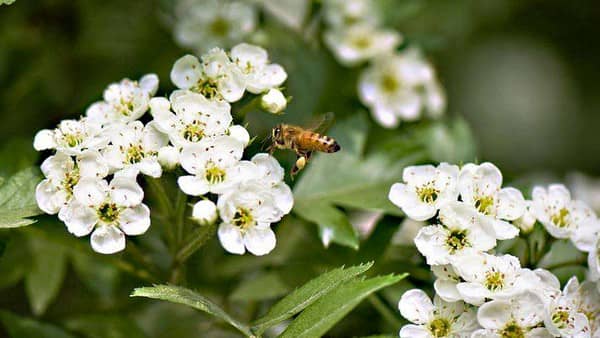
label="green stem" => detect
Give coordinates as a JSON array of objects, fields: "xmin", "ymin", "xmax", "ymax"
[
  {"xmin": 169, "ymin": 222, "xmax": 218, "ymax": 283},
  {"xmin": 174, "ymin": 190, "xmax": 187, "ymax": 246},
  {"xmin": 368, "ymin": 294, "xmax": 402, "ymax": 329},
  {"xmin": 146, "ymin": 178, "xmax": 177, "ymax": 252}
]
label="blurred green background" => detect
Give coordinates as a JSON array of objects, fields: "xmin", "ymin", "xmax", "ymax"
[{"xmin": 0, "ymin": 0, "xmax": 598, "ymax": 337}]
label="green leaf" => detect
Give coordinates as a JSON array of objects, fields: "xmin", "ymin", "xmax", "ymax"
[
  {"xmin": 25, "ymin": 236, "xmax": 67, "ymax": 316},
  {"xmin": 424, "ymin": 118, "xmax": 477, "ymax": 164},
  {"xmin": 253, "ymin": 262, "xmax": 373, "ymax": 332},
  {"xmin": 230, "ymin": 272, "xmax": 289, "ymax": 302},
  {"xmin": 64, "ymin": 314, "xmax": 149, "ymax": 338},
  {"xmin": 71, "ymin": 253, "xmax": 120, "ymax": 297},
  {"xmin": 293, "ymin": 114, "xmax": 426, "ymax": 249},
  {"xmin": 0, "ymin": 311, "xmax": 76, "ymax": 338},
  {"xmin": 279, "ymin": 273, "xmax": 408, "ymax": 338},
  {"xmin": 0, "ymin": 167, "xmax": 43, "ymax": 228},
  {"xmin": 131, "ymin": 285, "xmax": 253, "ymax": 337},
  {"xmin": 0, "ymin": 233, "xmax": 31, "ymax": 289},
  {"xmin": 538, "ymin": 239, "xmax": 586, "ymax": 269}
]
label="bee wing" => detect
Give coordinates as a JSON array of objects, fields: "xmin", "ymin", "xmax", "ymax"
[{"xmin": 308, "ymin": 111, "xmax": 336, "ymax": 134}]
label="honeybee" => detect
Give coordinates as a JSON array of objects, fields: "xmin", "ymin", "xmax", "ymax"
[{"xmin": 269, "ymin": 114, "xmax": 341, "ymax": 178}]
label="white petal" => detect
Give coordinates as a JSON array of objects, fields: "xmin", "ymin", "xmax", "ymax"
[
  {"xmin": 218, "ymin": 223, "xmax": 245, "ymax": 255},
  {"xmin": 398, "ymin": 289, "xmax": 434, "ymax": 324},
  {"xmin": 77, "ymin": 150, "xmax": 109, "ymax": 178},
  {"xmin": 228, "ymin": 125, "xmax": 250, "ymax": 147},
  {"xmin": 36, "ymin": 180, "xmax": 66, "ymax": 214},
  {"xmin": 272, "ymin": 183, "xmax": 294, "ymax": 214},
  {"xmin": 170, "ymin": 55, "xmax": 202, "ymax": 89},
  {"xmin": 243, "ymin": 227, "xmax": 277, "ymax": 256},
  {"xmin": 456, "ymin": 282, "xmax": 488, "ymax": 305},
  {"xmin": 33, "ymin": 129, "xmax": 56, "ymax": 151},
  {"xmin": 399, "ymin": 325, "xmax": 431, "ymax": 338},
  {"xmin": 73, "ymin": 178, "xmax": 107, "ymax": 206},
  {"xmin": 389, "ymin": 183, "xmax": 437, "ymax": 221},
  {"xmin": 434, "ymin": 279, "xmax": 461, "ymax": 302},
  {"xmin": 138, "ymin": 158, "xmax": 163, "ymax": 178},
  {"xmin": 496, "ymin": 187, "xmax": 526, "ymax": 221},
  {"xmin": 192, "ymin": 200, "xmax": 218, "ymax": 225},
  {"xmin": 90, "ymin": 225, "xmax": 126, "ymax": 254},
  {"xmin": 119, "ymin": 204, "xmax": 151, "ymax": 235},
  {"xmin": 62, "ymin": 202, "xmax": 97, "ymax": 236},
  {"xmin": 109, "ymin": 177, "xmax": 144, "ymax": 207},
  {"xmin": 139, "ymin": 73, "xmax": 159, "ymax": 95},
  {"xmin": 178, "ymin": 175, "xmax": 209, "ymax": 196},
  {"xmin": 477, "ymin": 299, "xmax": 512, "ymax": 330}
]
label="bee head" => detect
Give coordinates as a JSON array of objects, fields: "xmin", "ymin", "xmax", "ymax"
[{"xmin": 272, "ymin": 125, "xmax": 284, "ymax": 144}]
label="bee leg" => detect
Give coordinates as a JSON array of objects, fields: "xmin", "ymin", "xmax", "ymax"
[{"xmin": 291, "ymin": 155, "xmax": 307, "ymax": 179}]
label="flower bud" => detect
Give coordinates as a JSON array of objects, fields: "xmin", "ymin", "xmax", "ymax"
[
  {"xmin": 228, "ymin": 125, "xmax": 250, "ymax": 147},
  {"xmin": 192, "ymin": 200, "xmax": 218, "ymax": 225},
  {"xmin": 514, "ymin": 202, "xmax": 536, "ymax": 234},
  {"xmin": 261, "ymin": 88, "xmax": 287, "ymax": 114},
  {"xmin": 158, "ymin": 146, "xmax": 179, "ymax": 170}
]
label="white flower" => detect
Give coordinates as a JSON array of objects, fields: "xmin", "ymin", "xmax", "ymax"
[
  {"xmin": 472, "ymin": 291, "xmax": 552, "ymax": 338},
  {"xmin": 324, "ymin": 23, "xmax": 401, "ymax": 66},
  {"xmin": 170, "ymin": 50, "xmax": 246, "ymax": 102},
  {"xmin": 178, "ymin": 135, "xmax": 244, "ymax": 195},
  {"xmin": 568, "ymin": 172, "xmax": 600, "ymax": 214},
  {"xmin": 588, "ymin": 237, "xmax": 600, "ymax": 282},
  {"xmin": 431, "ymin": 264, "xmax": 462, "ymax": 303},
  {"xmin": 358, "ymin": 50, "xmax": 445, "ymax": 128},
  {"xmin": 514, "ymin": 200, "xmax": 537, "ymax": 233},
  {"xmin": 527, "ymin": 268, "xmax": 562, "ymax": 306},
  {"xmin": 86, "ymin": 74, "xmax": 158, "ymax": 125},
  {"xmin": 458, "ymin": 162, "xmax": 525, "ymax": 240},
  {"xmin": 532, "ymin": 184, "xmax": 598, "ymax": 251},
  {"xmin": 217, "ymin": 181, "xmax": 281, "ymax": 256},
  {"xmin": 323, "ymin": 0, "xmax": 379, "ymax": 28},
  {"xmin": 249, "ymin": 153, "xmax": 293, "ymax": 215},
  {"xmin": 33, "ymin": 118, "xmax": 106, "ymax": 155},
  {"xmin": 150, "ymin": 92, "xmax": 232, "ymax": 148},
  {"xmin": 452, "ymin": 252, "xmax": 534, "ymax": 305},
  {"xmin": 414, "ymin": 202, "xmax": 497, "ymax": 265},
  {"xmin": 562, "ymin": 277, "xmax": 600, "ymax": 337},
  {"xmin": 157, "ymin": 146, "xmax": 180, "ymax": 170},
  {"xmin": 230, "ymin": 43, "xmax": 287, "ymax": 94},
  {"xmin": 36, "ymin": 151, "xmax": 108, "ymax": 214},
  {"xmin": 544, "ymin": 277, "xmax": 592, "ymax": 338},
  {"xmin": 261, "ymin": 88, "xmax": 287, "ymax": 114},
  {"xmin": 192, "ymin": 200, "xmax": 218, "ymax": 226},
  {"xmin": 398, "ymin": 289, "xmax": 478, "ymax": 338},
  {"xmin": 389, "ymin": 163, "xmax": 459, "ymax": 221},
  {"xmin": 102, "ymin": 121, "xmax": 168, "ymax": 178},
  {"xmin": 174, "ymin": 0, "xmax": 256, "ymax": 53},
  {"xmin": 227, "ymin": 125, "xmax": 250, "ymax": 147},
  {"xmin": 59, "ymin": 177, "xmax": 150, "ymax": 254}
]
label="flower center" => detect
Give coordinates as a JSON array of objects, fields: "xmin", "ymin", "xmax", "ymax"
[
  {"xmin": 416, "ymin": 184, "xmax": 439, "ymax": 204},
  {"xmin": 63, "ymin": 133, "xmax": 83, "ymax": 148},
  {"xmin": 192, "ymin": 78, "xmax": 220, "ymax": 100},
  {"xmin": 484, "ymin": 270, "xmax": 505, "ymax": 292},
  {"xmin": 62, "ymin": 168, "xmax": 81, "ymax": 197},
  {"xmin": 125, "ymin": 144, "xmax": 146, "ymax": 164},
  {"xmin": 232, "ymin": 208, "xmax": 254, "ymax": 231},
  {"xmin": 97, "ymin": 202, "xmax": 120, "ymax": 224},
  {"xmin": 551, "ymin": 208, "xmax": 570, "ymax": 228},
  {"xmin": 381, "ymin": 74, "xmax": 400, "ymax": 93},
  {"xmin": 475, "ymin": 195, "xmax": 495, "ymax": 215},
  {"xmin": 446, "ymin": 229, "xmax": 470, "ymax": 253},
  {"xmin": 428, "ymin": 318, "xmax": 451, "ymax": 337},
  {"xmin": 210, "ymin": 17, "xmax": 229, "ymax": 37},
  {"xmin": 116, "ymin": 98, "xmax": 135, "ymax": 117},
  {"xmin": 499, "ymin": 321, "xmax": 525, "ymax": 338},
  {"xmin": 551, "ymin": 309, "xmax": 571, "ymax": 329},
  {"xmin": 352, "ymin": 35, "xmax": 372, "ymax": 49},
  {"xmin": 182, "ymin": 121, "xmax": 206, "ymax": 142},
  {"xmin": 204, "ymin": 162, "xmax": 226, "ymax": 185}
]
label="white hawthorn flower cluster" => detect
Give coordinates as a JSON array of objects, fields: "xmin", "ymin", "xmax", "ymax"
[
  {"xmin": 34, "ymin": 43, "xmax": 293, "ymax": 256},
  {"xmin": 389, "ymin": 162, "xmax": 600, "ymax": 337},
  {"xmin": 321, "ymin": 0, "xmax": 445, "ymax": 129}
]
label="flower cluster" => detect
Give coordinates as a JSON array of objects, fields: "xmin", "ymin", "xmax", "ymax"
[
  {"xmin": 389, "ymin": 162, "xmax": 600, "ymax": 337},
  {"xmin": 34, "ymin": 43, "xmax": 293, "ymax": 256},
  {"xmin": 321, "ymin": 0, "xmax": 445, "ymax": 128},
  {"xmin": 173, "ymin": 0, "xmax": 257, "ymax": 54}
]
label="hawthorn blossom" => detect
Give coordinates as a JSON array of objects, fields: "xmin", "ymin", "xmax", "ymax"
[
  {"xmin": 472, "ymin": 291, "xmax": 552, "ymax": 338},
  {"xmin": 59, "ymin": 177, "xmax": 150, "ymax": 254},
  {"xmin": 431, "ymin": 264, "xmax": 462, "ymax": 303},
  {"xmin": 543, "ymin": 278, "xmax": 591, "ymax": 338},
  {"xmin": 322, "ymin": 0, "xmax": 379, "ymax": 28},
  {"xmin": 261, "ymin": 88, "xmax": 287, "ymax": 114},
  {"xmin": 150, "ymin": 91, "xmax": 232, "ymax": 148},
  {"xmin": 388, "ymin": 163, "xmax": 459, "ymax": 221},
  {"xmin": 588, "ymin": 237, "xmax": 600, "ymax": 282},
  {"xmin": 452, "ymin": 252, "xmax": 534, "ymax": 306},
  {"xmin": 562, "ymin": 278, "xmax": 600, "ymax": 336},
  {"xmin": 174, "ymin": 0, "xmax": 256, "ymax": 53},
  {"xmin": 36, "ymin": 151, "xmax": 108, "ymax": 214},
  {"xmin": 532, "ymin": 184, "xmax": 599, "ymax": 252},
  {"xmin": 230, "ymin": 43, "xmax": 287, "ymax": 94},
  {"xmin": 192, "ymin": 200, "xmax": 218, "ymax": 226},
  {"xmin": 458, "ymin": 162, "xmax": 525, "ymax": 240},
  {"xmin": 358, "ymin": 50, "xmax": 446, "ymax": 128},
  {"xmin": 324, "ymin": 23, "xmax": 401, "ymax": 66},
  {"xmin": 398, "ymin": 289, "xmax": 478, "ymax": 338},
  {"xmin": 170, "ymin": 50, "xmax": 245, "ymax": 102},
  {"xmin": 102, "ymin": 121, "xmax": 168, "ymax": 178},
  {"xmin": 33, "ymin": 118, "xmax": 106, "ymax": 155},
  {"xmin": 178, "ymin": 135, "xmax": 244, "ymax": 195},
  {"xmin": 86, "ymin": 74, "xmax": 158, "ymax": 125}
]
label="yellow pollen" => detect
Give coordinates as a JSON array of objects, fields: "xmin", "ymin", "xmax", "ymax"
[
  {"xmin": 475, "ymin": 195, "xmax": 495, "ymax": 215},
  {"xmin": 232, "ymin": 208, "xmax": 254, "ymax": 231},
  {"xmin": 428, "ymin": 318, "xmax": 451, "ymax": 337},
  {"xmin": 416, "ymin": 185, "xmax": 439, "ymax": 204},
  {"xmin": 484, "ymin": 270, "xmax": 505, "ymax": 292},
  {"xmin": 551, "ymin": 208, "xmax": 570, "ymax": 228}
]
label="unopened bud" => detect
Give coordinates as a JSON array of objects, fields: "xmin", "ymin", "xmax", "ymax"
[
  {"xmin": 158, "ymin": 146, "xmax": 179, "ymax": 170},
  {"xmin": 192, "ymin": 200, "xmax": 218, "ymax": 225},
  {"xmin": 261, "ymin": 89, "xmax": 287, "ymax": 114},
  {"xmin": 228, "ymin": 125, "xmax": 250, "ymax": 147}
]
